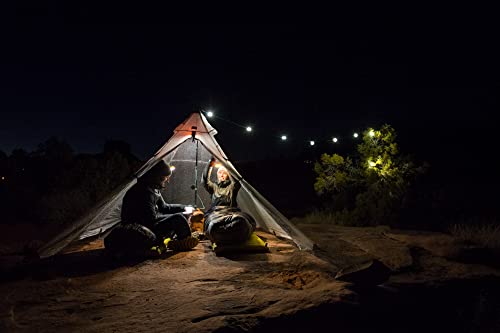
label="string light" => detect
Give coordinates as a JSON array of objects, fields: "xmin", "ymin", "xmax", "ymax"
[
  {"xmin": 170, "ymin": 165, "xmax": 176, "ymax": 172},
  {"xmin": 201, "ymin": 108, "xmax": 373, "ymax": 147}
]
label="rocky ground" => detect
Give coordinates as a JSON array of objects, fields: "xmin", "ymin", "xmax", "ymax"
[{"xmin": 1, "ymin": 224, "xmax": 500, "ymax": 332}]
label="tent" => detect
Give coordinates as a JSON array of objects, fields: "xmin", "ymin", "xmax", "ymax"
[{"xmin": 38, "ymin": 112, "xmax": 314, "ymax": 258}]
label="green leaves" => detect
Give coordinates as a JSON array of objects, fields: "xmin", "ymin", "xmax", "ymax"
[
  {"xmin": 313, "ymin": 124, "xmax": 426, "ymax": 226},
  {"xmin": 314, "ymin": 153, "xmax": 356, "ymax": 194}
]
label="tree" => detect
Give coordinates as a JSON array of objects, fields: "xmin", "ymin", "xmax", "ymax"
[
  {"xmin": 34, "ymin": 137, "xmax": 73, "ymax": 162},
  {"xmin": 314, "ymin": 125, "xmax": 427, "ymax": 226},
  {"xmin": 103, "ymin": 140, "xmax": 132, "ymax": 156}
]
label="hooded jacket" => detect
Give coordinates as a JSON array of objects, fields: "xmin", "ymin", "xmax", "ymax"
[{"xmin": 121, "ymin": 180, "xmax": 185, "ymax": 229}]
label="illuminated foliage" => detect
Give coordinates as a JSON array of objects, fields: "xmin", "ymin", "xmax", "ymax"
[
  {"xmin": 314, "ymin": 124, "xmax": 427, "ymax": 226},
  {"xmin": 314, "ymin": 154, "xmax": 353, "ymax": 194}
]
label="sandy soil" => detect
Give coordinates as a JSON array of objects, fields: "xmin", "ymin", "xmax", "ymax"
[{"xmin": 1, "ymin": 224, "xmax": 500, "ymax": 332}]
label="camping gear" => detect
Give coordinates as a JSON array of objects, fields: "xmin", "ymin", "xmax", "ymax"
[
  {"xmin": 204, "ymin": 207, "xmax": 256, "ymax": 245},
  {"xmin": 37, "ymin": 112, "xmax": 314, "ymax": 258},
  {"xmin": 104, "ymin": 223, "xmax": 157, "ymax": 256},
  {"xmin": 188, "ymin": 209, "xmax": 205, "ymax": 233},
  {"xmin": 211, "ymin": 232, "xmax": 269, "ymax": 255}
]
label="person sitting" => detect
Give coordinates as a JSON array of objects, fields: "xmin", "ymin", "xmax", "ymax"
[
  {"xmin": 201, "ymin": 157, "xmax": 256, "ymax": 245},
  {"xmin": 105, "ymin": 160, "xmax": 198, "ymax": 257}
]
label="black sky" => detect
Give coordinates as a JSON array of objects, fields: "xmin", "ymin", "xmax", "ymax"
[{"xmin": 1, "ymin": 6, "xmax": 498, "ymax": 178}]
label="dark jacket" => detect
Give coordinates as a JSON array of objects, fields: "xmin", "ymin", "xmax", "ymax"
[{"xmin": 121, "ymin": 181, "xmax": 185, "ymax": 229}]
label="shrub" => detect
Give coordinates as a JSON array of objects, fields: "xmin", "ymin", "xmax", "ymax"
[
  {"xmin": 314, "ymin": 125, "xmax": 427, "ymax": 227},
  {"xmin": 449, "ymin": 223, "xmax": 500, "ymax": 249},
  {"xmin": 290, "ymin": 210, "xmax": 338, "ymax": 224}
]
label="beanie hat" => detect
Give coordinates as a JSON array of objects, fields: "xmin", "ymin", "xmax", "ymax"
[{"xmin": 147, "ymin": 160, "xmax": 172, "ymax": 178}]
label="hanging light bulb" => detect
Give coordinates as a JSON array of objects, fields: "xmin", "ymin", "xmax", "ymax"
[
  {"xmin": 309, "ymin": 140, "xmax": 315, "ymax": 146},
  {"xmin": 246, "ymin": 126, "xmax": 252, "ymax": 132},
  {"xmin": 332, "ymin": 137, "xmax": 338, "ymax": 143},
  {"xmin": 170, "ymin": 165, "xmax": 176, "ymax": 172},
  {"xmin": 369, "ymin": 130, "xmax": 375, "ymax": 137},
  {"xmin": 353, "ymin": 132, "xmax": 359, "ymax": 138},
  {"xmin": 281, "ymin": 135, "xmax": 287, "ymax": 141},
  {"xmin": 206, "ymin": 111, "xmax": 214, "ymax": 117}
]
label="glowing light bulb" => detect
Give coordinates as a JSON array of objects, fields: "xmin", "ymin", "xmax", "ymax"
[
  {"xmin": 246, "ymin": 126, "xmax": 252, "ymax": 132},
  {"xmin": 353, "ymin": 132, "xmax": 359, "ymax": 138},
  {"xmin": 332, "ymin": 137, "xmax": 338, "ymax": 143},
  {"xmin": 281, "ymin": 135, "xmax": 287, "ymax": 141},
  {"xmin": 368, "ymin": 161, "xmax": 376, "ymax": 167},
  {"xmin": 170, "ymin": 166, "xmax": 176, "ymax": 171},
  {"xmin": 206, "ymin": 111, "xmax": 214, "ymax": 117},
  {"xmin": 309, "ymin": 140, "xmax": 315, "ymax": 146},
  {"xmin": 369, "ymin": 130, "xmax": 375, "ymax": 137}
]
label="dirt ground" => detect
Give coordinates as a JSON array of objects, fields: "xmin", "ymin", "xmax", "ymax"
[{"xmin": 1, "ymin": 224, "xmax": 500, "ymax": 332}]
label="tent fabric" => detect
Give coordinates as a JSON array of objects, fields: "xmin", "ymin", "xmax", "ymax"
[{"xmin": 38, "ymin": 113, "xmax": 314, "ymax": 258}]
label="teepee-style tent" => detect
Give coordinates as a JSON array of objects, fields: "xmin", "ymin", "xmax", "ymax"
[{"xmin": 38, "ymin": 113, "xmax": 314, "ymax": 258}]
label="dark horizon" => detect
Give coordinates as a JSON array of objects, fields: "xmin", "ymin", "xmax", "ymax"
[{"xmin": 1, "ymin": 8, "xmax": 498, "ymax": 181}]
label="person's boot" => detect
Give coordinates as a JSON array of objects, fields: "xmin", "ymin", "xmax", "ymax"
[
  {"xmin": 166, "ymin": 236, "xmax": 199, "ymax": 252},
  {"xmin": 149, "ymin": 241, "xmax": 168, "ymax": 258}
]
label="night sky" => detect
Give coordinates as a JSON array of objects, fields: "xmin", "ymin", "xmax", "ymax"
[{"xmin": 1, "ymin": 6, "xmax": 498, "ymax": 181}]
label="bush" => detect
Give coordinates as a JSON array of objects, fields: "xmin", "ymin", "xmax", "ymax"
[
  {"xmin": 313, "ymin": 125, "xmax": 427, "ymax": 227},
  {"xmin": 0, "ymin": 138, "xmax": 142, "ymax": 225},
  {"xmin": 449, "ymin": 223, "xmax": 500, "ymax": 249},
  {"xmin": 37, "ymin": 151, "xmax": 141, "ymax": 225},
  {"xmin": 290, "ymin": 210, "xmax": 338, "ymax": 224}
]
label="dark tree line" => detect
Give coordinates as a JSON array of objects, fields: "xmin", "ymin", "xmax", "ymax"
[{"xmin": 0, "ymin": 138, "xmax": 142, "ymax": 226}]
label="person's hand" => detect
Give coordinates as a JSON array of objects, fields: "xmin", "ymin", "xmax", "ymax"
[{"xmin": 184, "ymin": 205, "xmax": 194, "ymax": 214}]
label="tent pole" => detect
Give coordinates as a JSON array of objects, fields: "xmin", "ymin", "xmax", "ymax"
[{"xmin": 194, "ymin": 139, "xmax": 199, "ymax": 208}]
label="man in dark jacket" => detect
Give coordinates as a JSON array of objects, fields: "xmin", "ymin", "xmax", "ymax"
[
  {"xmin": 121, "ymin": 160, "xmax": 192, "ymax": 240},
  {"xmin": 105, "ymin": 160, "xmax": 198, "ymax": 256}
]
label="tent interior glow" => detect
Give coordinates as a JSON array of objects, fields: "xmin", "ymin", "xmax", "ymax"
[{"xmin": 37, "ymin": 112, "xmax": 314, "ymax": 258}]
